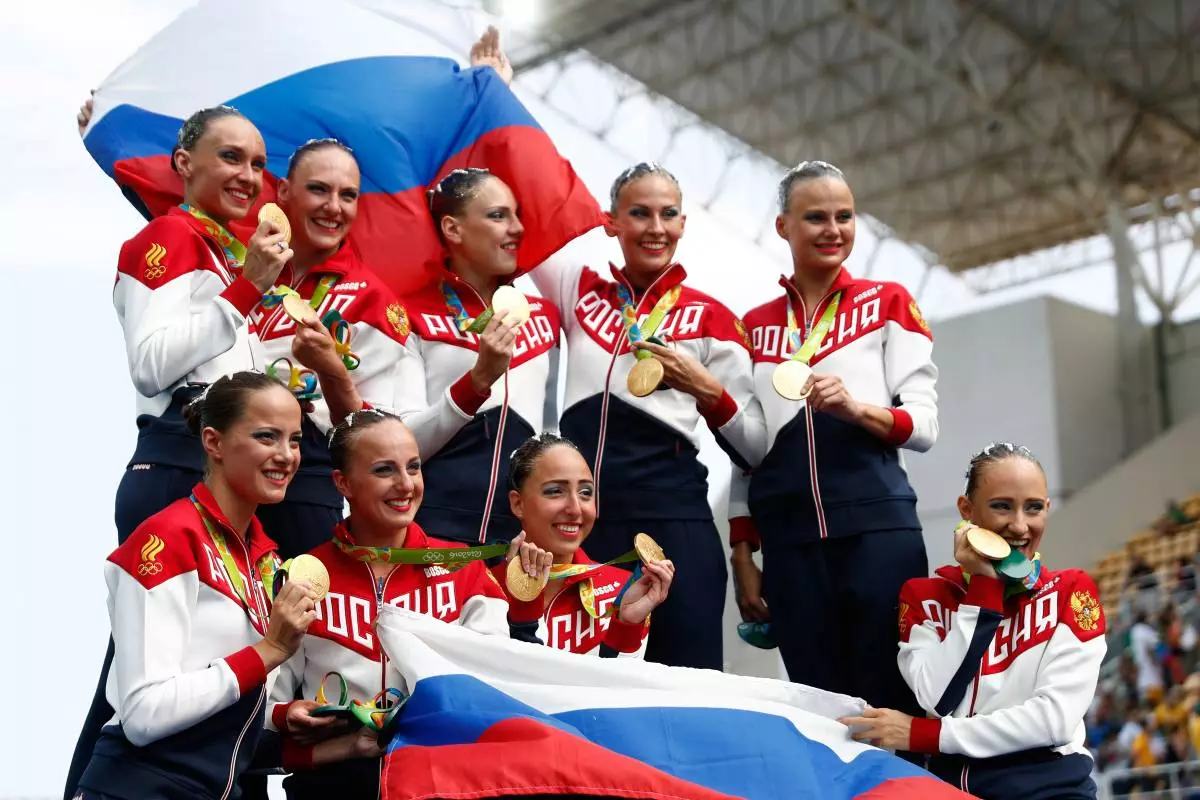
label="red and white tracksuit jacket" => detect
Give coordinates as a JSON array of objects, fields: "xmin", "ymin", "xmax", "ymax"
[
  {"xmin": 80, "ymin": 484, "xmax": 279, "ymax": 799},
  {"xmin": 496, "ymin": 549, "xmax": 649, "ymax": 658},
  {"xmin": 898, "ymin": 565, "xmax": 1106, "ymax": 760},
  {"xmin": 531, "ymin": 253, "xmax": 765, "ymax": 521},
  {"xmin": 267, "ymin": 521, "xmax": 510, "ymax": 769},
  {"xmin": 729, "ymin": 268, "xmax": 938, "ymax": 547},
  {"xmin": 397, "ymin": 271, "xmax": 560, "ymax": 543},
  {"xmin": 115, "ymin": 208, "xmax": 264, "ymax": 471}
]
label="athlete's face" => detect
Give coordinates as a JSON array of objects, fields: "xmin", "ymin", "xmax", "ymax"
[
  {"xmin": 333, "ymin": 419, "xmax": 424, "ymax": 537},
  {"xmin": 606, "ymin": 175, "xmax": 686, "ymax": 286},
  {"xmin": 957, "ymin": 457, "xmax": 1050, "ymax": 560},
  {"xmin": 442, "ymin": 176, "xmax": 524, "ymax": 279},
  {"xmin": 203, "ymin": 385, "xmax": 302, "ymax": 506},
  {"xmin": 277, "ymin": 147, "xmax": 360, "ymax": 255},
  {"xmin": 175, "ymin": 116, "xmax": 266, "ymax": 226},
  {"xmin": 509, "ymin": 446, "xmax": 596, "ymax": 562},
  {"xmin": 776, "ymin": 177, "xmax": 856, "ymax": 274}
]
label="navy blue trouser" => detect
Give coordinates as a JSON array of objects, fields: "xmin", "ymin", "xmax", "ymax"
[
  {"xmin": 762, "ymin": 528, "xmax": 928, "ymax": 716},
  {"xmin": 928, "ymin": 750, "xmax": 1097, "ymax": 799},
  {"xmin": 66, "ymin": 465, "xmax": 203, "ymax": 800},
  {"xmin": 583, "ymin": 517, "xmax": 726, "ymax": 671}
]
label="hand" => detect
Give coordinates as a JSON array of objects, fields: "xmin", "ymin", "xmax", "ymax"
[
  {"xmin": 255, "ymin": 579, "xmax": 316, "ymax": 670},
  {"xmin": 77, "ymin": 89, "xmax": 95, "ymax": 135},
  {"xmin": 469, "ymin": 25, "xmax": 513, "ymax": 85},
  {"xmin": 618, "ymin": 560, "xmax": 674, "ymax": 625},
  {"xmin": 805, "ymin": 375, "xmax": 862, "ymax": 423},
  {"xmin": 838, "ymin": 707, "xmax": 914, "ymax": 751},
  {"xmin": 731, "ymin": 544, "xmax": 770, "ymax": 623},
  {"xmin": 632, "ymin": 340, "xmax": 724, "ymax": 409},
  {"xmin": 505, "ymin": 531, "xmax": 554, "ymax": 579},
  {"xmin": 284, "ymin": 699, "xmax": 347, "ymax": 744},
  {"xmin": 291, "ymin": 317, "xmax": 345, "ymax": 376},
  {"xmin": 243, "ymin": 218, "xmax": 293, "ymax": 293},
  {"xmin": 954, "ymin": 523, "xmax": 997, "ymax": 578},
  {"xmin": 469, "ymin": 310, "xmax": 519, "ymax": 392}
]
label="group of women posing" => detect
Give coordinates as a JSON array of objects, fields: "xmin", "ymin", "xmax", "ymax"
[{"xmin": 67, "ymin": 28, "xmax": 1106, "ymax": 800}]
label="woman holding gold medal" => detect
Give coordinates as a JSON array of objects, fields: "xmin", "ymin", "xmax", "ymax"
[
  {"xmin": 497, "ymin": 433, "xmax": 675, "ymax": 658},
  {"xmin": 265, "ymin": 409, "xmax": 519, "ymax": 800},
  {"xmin": 728, "ymin": 161, "xmax": 938, "ymax": 732},
  {"xmin": 74, "ymin": 372, "xmax": 325, "ymax": 800},
  {"xmin": 841, "ymin": 444, "xmax": 1105, "ymax": 799}
]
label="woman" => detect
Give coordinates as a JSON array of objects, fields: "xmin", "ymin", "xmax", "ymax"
[
  {"xmin": 250, "ymin": 138, "xmax": 414, "ymax": 559},
  {"xmin": 531, "ymin": 162, "xmax": 764, "ymax": 671},
  {"xmin": 400, "ymin": 167, "xmax": 559, "ymax": 546},
  {"xmin": 66, "ymin": 105, "xmax": 291, "ymax": 800},
  {"xmin": 840, "ymin": 443, "xmax": 1106, "ymax": 800},
  {"xmin": 728, "ymin": 160, "xmax": 937, "ymax": 722},
  {"xmin": 266, "ymin": 409, "xmax": 515, "ymax": 799},
  {"xmin": 499, "ymin": 432, "xmax": 675, "ymax": 658},
  {"xmin": 74, "ymin": 372, "xmax": 319, "ymax": 799}
]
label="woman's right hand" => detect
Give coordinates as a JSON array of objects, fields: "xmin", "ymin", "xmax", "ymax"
[
  {"xmin": 505, "ymin": 531, "xmax": 554, "ymax": 579},
  {"xmin": 77, "ymin": 90, "xmax": 95, "ymax": 135},
  {"xmin": 731, "ymin": 543, "xmax": 770, "ymax": 623},
  {"xmin": 469, "ymin": 310, "xmax": 519, "ymax": 392},
  {"xmin": 243, "ymin": 218, "xmax": 293, "ymax": 293},
  {"xmin": 255, "ymin": 579, "xmax": 316, "ymax": 670},
  {"xmin": 953, "ymin": 524, "xmax": 998, "ymax": 578}
]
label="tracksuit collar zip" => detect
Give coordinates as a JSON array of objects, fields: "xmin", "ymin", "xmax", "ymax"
[
  {"xmin": 778, "ymin": 266, "xmax": 855, "ymax": 325},
  {"xmin": 609, "ymin": 261, "xmax": 687, "ymax": 303},
  {"xmin": 190, "ymin": 482, "xmax": 276, "ymax": 561}
]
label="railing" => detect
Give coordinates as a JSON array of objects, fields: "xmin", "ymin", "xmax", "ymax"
[{"xmin": 1098, "ymin": 760, "xmax": 1200, "ymax": 799}]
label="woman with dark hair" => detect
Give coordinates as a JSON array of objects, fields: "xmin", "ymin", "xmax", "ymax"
[
  {"xmin": 74, "ymin": 372, "xmax": 318, "ymax": 799},
  {"xmin": 841, "ymin": 443, "xmax": 1105, "ymax": 800},
  {"xmin": 265, "ymin": 409, "xmax": 517, "ymax": 800},
  {"xmin": 498, "ymin": 432, "xmax": 675, "ymax": 658},
  {"xmin": 729, "ymin": 160, "xmax": 937, "ymax": 725}
]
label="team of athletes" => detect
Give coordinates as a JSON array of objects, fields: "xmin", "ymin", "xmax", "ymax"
[{"xmin": 64, "ymin": 28, "xmax": 1106, "ymax": 800}]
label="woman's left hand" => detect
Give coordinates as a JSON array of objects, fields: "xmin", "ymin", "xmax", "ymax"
[
  {"xmin": 618, "ymin": 560, "xmax": 674, "ymax": 625},
  {"xmin": 469, "ymin": 25, "xmax": 513, "ymax": 85},
  {"xmin": 292, "ymin": 317, "xmax": 346, "ymax": 377},
  {"xmin": 837, "ymin": 707, "xmax": 914, "ymax": 750},
  {"xmin": 632, "ymin": 340, "xmax": 724, "ymax": 409},
  {"xmin": 805, "ymin": 375, "xmax": 862, "ymax": 423}
]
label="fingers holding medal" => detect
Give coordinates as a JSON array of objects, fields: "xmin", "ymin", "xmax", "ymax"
[{"xmin": 245, "ymin": 202, "xmax": 293, "ymax": 292}]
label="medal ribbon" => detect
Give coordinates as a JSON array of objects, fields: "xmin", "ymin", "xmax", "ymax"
[
  {"xmin": 332, "ymin": 526, "xmax": 507, "ymax": 566},
  {"xmin": 191, "ymin": 495, "xmax": 278, "ymax": 633},
  {"xmin": 961, "ymin": 552, "xmax": 1043, "ymax": 597},
  {"xmin": 785, "ymin": 292, "xmax": 841, "ymax": 364},
  {"xmin": 441, "ymin": 280, "xmax": 493, "ymax": 334},
  {"xmin": 262, "ymin": 274, "xmax": 338, "ymax": 313},
  {"xmin": 181, "ymin": 204, "xmax": 247, "ymax": 269},
  {"xmin": 322, "ymin": 309, "xmax": 361, "ymax": 371},
  {"xmin": 616, "ymin": 284, "xmax": 682, "ymax": 361},
  {"xmin": 266, "ymin": 358, "xmax": 321, "ymax": 400},
  {"xmin": 546, "ymin": 548, "xmax": 649, "ymax": 620}
]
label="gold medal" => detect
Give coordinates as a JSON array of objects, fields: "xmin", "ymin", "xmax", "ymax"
[
  {"xmin": 627, "ymin": 357, "xmax": 664, "ymax": 398},
  {"xmin": 772, "ymin": 360, "xmax": 813, "ymax": 401},
  {"xmin": 281, "ymin": 292, "xmax": 319, "ymax": 324},
  {"xmin": 491, "ymin": 285, "xmax": 531, "ymax": 326},
  {"xmin": 634, "ymin": 532, "xmax": 666, "ymax": 565},
  {"xmin": 965, "ymin": 525, "xmax": 1011, "ymax": 561},
  {"xmin": 506, "ymin": 557, "xmax": 547, "ymax": 602},
  {"xmin": 258, "ymin": 202, "xmax": 292, "ymax": 243},
  {"xmin": 286, "ymin": 553, "xmax": 330, "ymax": 600}
]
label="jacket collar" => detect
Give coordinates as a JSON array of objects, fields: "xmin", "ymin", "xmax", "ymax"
[
  {"xmin": 191, "ymin": 482, "xmax": 277, "ymax": 561},
  {"xmin": 609, "ymin": 262, "xmax": 687, "ymax": 303},
  {"xmin": 778, "ymin": 267, "xmax": 856, "ymax": 315}
]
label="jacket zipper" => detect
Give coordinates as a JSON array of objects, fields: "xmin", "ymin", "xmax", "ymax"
[
  {"xmin": 221, "ymin": 685, "xmax": 266, "ymax": 800},
  {"xmin": 793, "ymin": 290, "xmax": 837, "ymax": 539},
  {"xmin": 370, "ymin": 565, "xmax": 396, "ymax": 800}
]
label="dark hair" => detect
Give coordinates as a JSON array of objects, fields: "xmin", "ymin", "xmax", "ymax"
[
  {"xmin": 183, "ymin": 371, "xmax": 290, "ymax": 437},
  {"xmin": 609, "ymin": 161, "xmax": 682, "ymax": 212},
  {"xmin": 427, "ymin": 168, "xmax": 494, "ymax": 240},
  {"xmin": 171, "ymin": 105, "xmax": 249, "ymax": 175},
  {"xmin": 286, "ymin": 137, "xmax": 356, "ymax": 180},
  {"xmin": 777, "ymin": 160, "xmax": 847, "ymax": 212},
  {"xmin": 508, "ymin": 432, "xmax": 583, "ymax": 491},
  {"xmin": 964, "ymin": 442, "xmax": 1042, "ymax": 496},
  {"xmin": 327, "ymin": 409, "xmax": 405, "ymax": 472}
]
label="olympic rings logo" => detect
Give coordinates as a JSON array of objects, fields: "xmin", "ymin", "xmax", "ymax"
[{"xmin": 138, "ymin": 561, "xmax": 163, "ymax": 576}]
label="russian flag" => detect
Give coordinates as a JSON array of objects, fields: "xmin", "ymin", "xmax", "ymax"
[
  {"xmin": 376, "ymin": 607, "xmax": 971, "ymax": 800},
  {"xmin": 79, "ymin": 0, "xmax": 603, "ymax": 297}
]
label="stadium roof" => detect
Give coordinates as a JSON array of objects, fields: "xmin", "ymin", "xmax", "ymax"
[{"xmin": 508, "ymin": 0, "xmax": 1200, "ymax": 274}]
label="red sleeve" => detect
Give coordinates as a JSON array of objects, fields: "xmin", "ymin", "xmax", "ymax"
[
  {"xmin": 117, "ymin": 216, "xmax": 218, "ymax": 290},
  {"xmin": 887, "ymin": 283, "xmax": 933, "ymax": 341},
  {"xmin": 366, "ymin": 290, "xmax": 413, "ymax": 346},
  {"xmin": 1062, "ymin": 571, "xmax": 1107, "ymax": 642},
  {"xmin": 729, "ymin": 517, "xmax": 761, "ymax": 551},
  {"xmin": 108, "ymin": 521, "xmax": 198, "ymax": 591},
  {"xmin": 449, "ymin": 371, "xmax": 491, "ymax": 414},
  {"xmin": 603, "ymin": 617, "xmax": 649, "ymax": 653}
]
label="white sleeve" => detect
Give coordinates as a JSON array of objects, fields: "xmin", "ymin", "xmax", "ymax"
[
  {"xmin": 108, "ymin": 562, "xmax": 259, "ymax": 747},
  {"xmin": 702, "ymin": 336, "xmax": 767, "ymax": 469},
  {"xmin": 390, "ymin": 333, "xmax": 478, "ymax": 457},
  {"xmin": 345, "ymin": 325, "xmax": 410, "ymax": 412},
  {"xmin": 937, "ymin": 624, "xmax": 1106, "ymax": 757},
  {"xmin": 115, "ymin": 270, "xmax": 259, "ymax": 398},
  {"xmin": 528, "ymin": 241, "xmax": 587, "ymax": 332},
  {"xmin": 883, "ymin": 319, "xmax": 938, "ymax": 453},
  {"xmin": 265, "ymin": 648, "xmax": 306, "ymax": 733},
  {"xmin": 458, "ymin": 594, "xmax": 513, "ymax": 637}
]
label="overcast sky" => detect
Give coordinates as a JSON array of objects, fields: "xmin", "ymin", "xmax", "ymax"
[{"xmin": 2, "ymin": 1, "xmax": 1197, "ymax": 796}]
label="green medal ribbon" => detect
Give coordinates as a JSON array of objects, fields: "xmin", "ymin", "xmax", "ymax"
[
  {"xmin": 262, "ymin": 273, "xmax": 338, "ymax": 314},
  {"xmin": 547, "ymin": 548, "xmax": 647, "ymax": 619},
  {"xmin": 616, "ymin": 284, "xmax": 681, "ymax": 361},
  {"xmin": 333, "ymin": 536, "xmax": 508, "ymax": 566},
  {"xmin": 191, "ymin": 495, "xmax": 278, "ymax": 633},
  {"xmin": 784, "ymin": 291, "xmax": 841, "ymax": 365},
  {"xmin": 181, "ymin": 204, "xmax": 247, "ymax": 269},
  {"xmin": 441, "ymin": 280, "xmax": 493, "ymax": 334}
]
